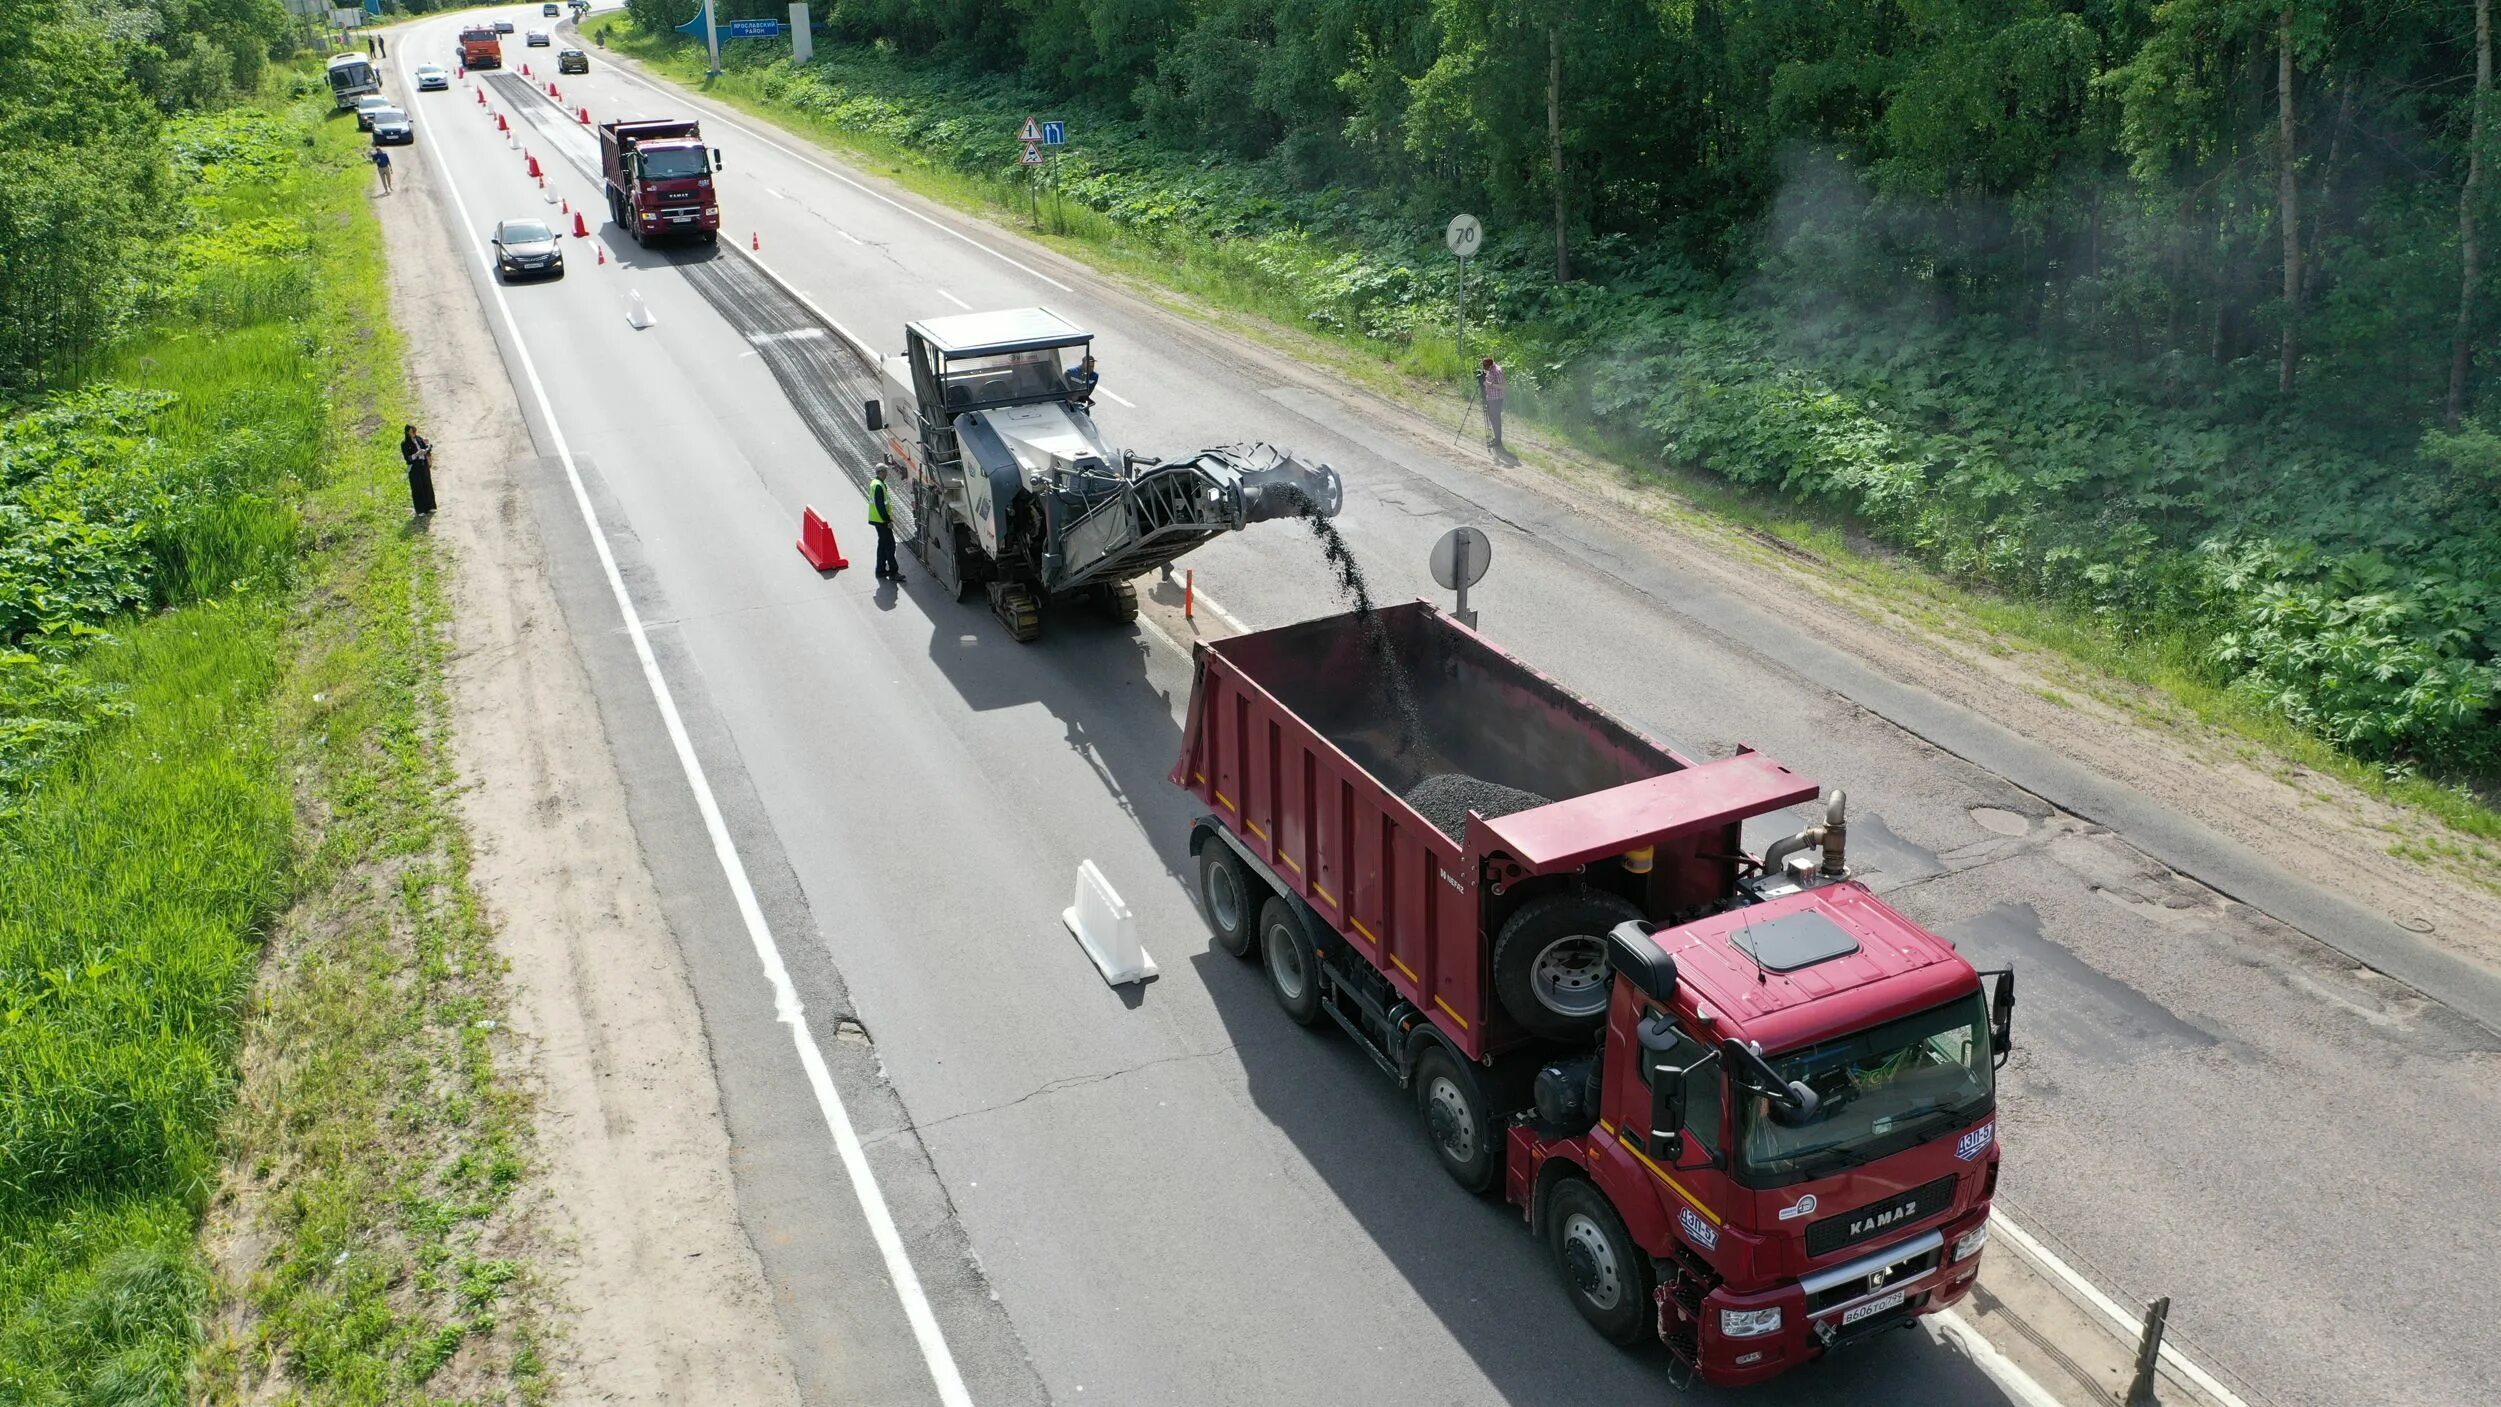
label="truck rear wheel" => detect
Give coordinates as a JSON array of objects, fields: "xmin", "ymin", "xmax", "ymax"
[
  {"xmin": 1413, "ymin": 1045, "xmax": 1499, "ymax": 1193},
  {"xmin": 1198, "ymin": 843, "xmax": 1260, "ymax": 958},
  {"xmin": 1259, "ymin": 896, "xmax": 1322, "ymax": 1026},
  {"xmin": 1548, "ymin": 1178, "xmax": 1654, "ymax": 1346},
  {"xmin": 1493, "ymin": 888, "xmax": 1644, "ymax": 1041}
]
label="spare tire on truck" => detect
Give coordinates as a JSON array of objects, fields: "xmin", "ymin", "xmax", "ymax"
[{"xmin": 1493, "ymin": 887, "xmax": 1645, "ymax": 1041}]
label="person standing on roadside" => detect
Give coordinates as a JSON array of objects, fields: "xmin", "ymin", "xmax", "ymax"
[
  {"xmin": 370, "ymin": 145, "xmax": 393, "ymax": 194},
  {"xmin": 1476, "ymin": 356, "xmax": 1507, "ymax": 454},
  {"xmin": 376, "ymin": 34, "xmax": 386, "ymax": 57},
  {"xmin": 401, "ymin": 424, "xmax": 435, "ymax": 516},
  {"xmin": 869, "ymin": 461, "xmax": 901, "ymax": 581}
]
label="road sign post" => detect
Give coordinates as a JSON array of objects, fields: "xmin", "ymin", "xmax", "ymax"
[
  {"xmin": 703, "ymin": 0, "xmax": 720, "ymax": 74},
  {"xmin": 1429, "ymin": 526, "xmax": 1491, "ymax": 630},
  {"xmin": 789, "ymin": 3, "xmax": 811, "ymax": 64},
  {"xmin": 1446, "ymin": 213, "xmax": 1482, "ymax": 367}
]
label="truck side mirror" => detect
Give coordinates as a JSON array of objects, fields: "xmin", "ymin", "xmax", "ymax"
[
  {"xmin": 1987, "ymin": 967, "xmax": 2015, "ymax": 1069},
  {"xmin": 863, "ymin": 399, "xmax": 883, "ymax": 432},
  {"xmin": 1648, "ymin": 1065, "xmax": 1687, "ymax": 1159},
  {"xmin": 712, "ymin": 147, "xmax": 725, "ymax": 170}
]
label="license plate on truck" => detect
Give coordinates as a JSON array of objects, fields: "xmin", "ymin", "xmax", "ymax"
[{"xmin": 1841, "ymin": 1289, "xmax": 1907, "ymax": 1326}]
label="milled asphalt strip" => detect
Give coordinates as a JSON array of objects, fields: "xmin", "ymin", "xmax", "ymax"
[{"xmin": 399, "ymin": 57, "xmax": 978, "ymax": 1407}]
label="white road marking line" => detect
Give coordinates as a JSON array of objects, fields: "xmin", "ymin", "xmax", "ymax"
[
  {"xmin": 1099, "ymin": 387, "xmax": 1134, "ymax": 408},
  {"xmin": 1198, "ymin": 589, "xmax": 1248, "ymax": 634},
  {"xmin": 603, "ymin": 60, "xmax": 1074, "ymax": 291},
  {"xmin": 1992, "ymin": 1212, "xmax": 2251, "ymax": 1407},
  {"xmin": 399, "ymin": 53, "xmax": 977, "ymax": 1407},
  {"xmin": 838, "ymin": 228, "xmax": 865, "ymax": 245},
  {"xmin": 745, "ymin": 327, "xmax": 829, "ymax": 345},
  {"xmin": 935, "ymin": 287, "xmax": 971, "ymax": 310},
  {"xmin": 764, "ymin": 186, "xmax": 786, "ymax": 199},
  {"xmin": 1928, "ymin": 1311, "xmax": 2065, "ymax": 1407}
]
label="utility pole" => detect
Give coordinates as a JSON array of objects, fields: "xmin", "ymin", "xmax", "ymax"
[{"xmin": 1548, "ymin": 23, "xmax": 1569, "ymax": 284}]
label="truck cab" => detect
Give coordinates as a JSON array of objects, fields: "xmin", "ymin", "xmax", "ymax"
[
  {"xmin": 598, "ymin": 119, "xmax": 718, "ymax": 244},
  {"xmin": 1512, "ymin": 884, "xmax": 2009, "ymax": 1384}
]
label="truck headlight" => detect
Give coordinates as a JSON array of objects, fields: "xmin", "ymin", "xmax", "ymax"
[
  {"xmin": 1953, "ymin": 1224, "xmax": 1991, "ymax": 1263},
  {"xmin": 1720, "ymin": 1306, "xmax": 1783, "ymax": 1339}
]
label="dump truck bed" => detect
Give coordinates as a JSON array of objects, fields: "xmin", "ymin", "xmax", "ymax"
[{"xmin": 1176, "ymin": 602, "xmax": 1819, "ymax": 1057}]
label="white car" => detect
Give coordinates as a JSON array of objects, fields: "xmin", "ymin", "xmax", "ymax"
[
  {"xmin": 525, "ymin": 29, "xmax": 550, "ymax": 45},
  {"xmin": 413, "ymin": 64, "xmax": 450, "ymax": 91}
]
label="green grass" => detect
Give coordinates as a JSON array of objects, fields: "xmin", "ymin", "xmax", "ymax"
[
  {"xmin": 591, "ymin": 17, "xmax": 2501, "ymax": 847},
  {"xmin": 0, "ymin": 76, "xmax": 540, "ymax": 1406}
]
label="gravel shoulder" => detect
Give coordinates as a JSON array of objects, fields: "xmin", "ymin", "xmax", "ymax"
[{"xmin": 380, "ymin": 118, "xmax": 804, "ymax": 1406}]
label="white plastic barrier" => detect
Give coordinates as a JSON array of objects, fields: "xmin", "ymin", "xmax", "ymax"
[
  {"xmin": 625, "ymin": 290, "xmax": 655, "ymax": 329},
  {"xmin": 1063, "ymin": 860, "xmax": 1156, "ymax": 986}
]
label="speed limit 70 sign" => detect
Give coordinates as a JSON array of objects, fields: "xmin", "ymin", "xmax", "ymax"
[{"xmin": 1445, "ymin": 213, "xmax": 1482, "ymax": 258}]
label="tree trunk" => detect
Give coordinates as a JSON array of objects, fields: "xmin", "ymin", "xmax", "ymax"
[
  {"xmin": 2451, "ymin": 0, "xmax": 2492, "ymax": 426},
  {"xmin": 1548, "ymin": 23, "xmax": 1570, "ymax": 284},
  {"xmin": 2278, "ymin": 5, "xmax": 2302, "ymax": 396}
]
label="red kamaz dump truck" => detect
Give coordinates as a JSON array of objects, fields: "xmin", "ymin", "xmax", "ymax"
[
  {"xmin": 598, "ymin": 118, "xmax": 718, "ymax": 245},
  {"xmin": 458, "ymin": 25, "xmax": 501, "ymax": 69},
  {"xmin": 1175, "ymin": 602, "xmax": 2014, "ymax": 1387}
]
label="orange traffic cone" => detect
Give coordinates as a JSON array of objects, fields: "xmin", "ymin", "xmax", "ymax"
[
  {"xmin": 527, "ymin": 153, "xmax": 542, "ymax": 178},
  {"xmin": 476, "ymin": 87, "xmax": 485, "ymax": 105},
  {"xmin": 578, "ymin": 107, "xmax": 591, "ymax": 125},
  {"xmin": 550, "ymin": 82, "xmax": 561, "ymax": 99},
  {"xmin": 797, "ymin": 507, "xmax": 849, "ymax": 571},
  {"xmin": 456, "ymin": 65, "xmax": 466, "ymax": 80},
  {"xmin": 751, "ymin": 231, "xmax": 760, "ymax": 251},
  {"xmin": 574, "ymin": 210, "xmax": 590, "ymax": 238},
  {"xmin": 521, "ymin": 62, "xmax": 531, "ymax": 77},
  {"xmin": 497, "ymin": 112, "xmax": 509, "ymax": 132}
]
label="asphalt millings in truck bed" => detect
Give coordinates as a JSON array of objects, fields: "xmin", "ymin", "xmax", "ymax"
[{"xmin": 1403, "ymin": 773, "xmax": 1552, "ymax": 841}]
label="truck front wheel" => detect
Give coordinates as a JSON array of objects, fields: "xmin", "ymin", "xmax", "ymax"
[
  {"xmin": 1548, "ymin": 1178, "xmax": 1655, "ymax": 1346},
  {"xmin": 1493, "ymin": 888, "xmax": 1644, "ymax": 1041},
  {"xmin": 1413, "ymin": 1045, "xmax": 1499, "ymax": 1193},
  {"xmin": 1198, "ymin": 843, "xmax": 1260, "ymax": 958},
  {"xmin": 1259, "ymin": 896, "xmax": 1322, "ymax": 1026}
]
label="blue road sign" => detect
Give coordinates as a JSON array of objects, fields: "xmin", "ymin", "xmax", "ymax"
[
  {"xmin": 1041, "ymin": 120, "xmax": 1066, "ymax": 146},
  {"xmin": 674, "ymin": 8, "xmax": 708, "ymax": 36},
  {"xmin": 724, "ymin": 17, "xmax": 783, "ymax": 36}
]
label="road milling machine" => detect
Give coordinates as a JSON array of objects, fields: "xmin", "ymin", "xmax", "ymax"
[{"xmin": 862, "ymin": 308, "xmax": 1344, "ymax": 641}]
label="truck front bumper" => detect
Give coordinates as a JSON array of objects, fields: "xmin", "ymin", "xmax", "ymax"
[{"xmin": 1672, "ymin": 1210, "xmax": 1989, "ymax": 1387}]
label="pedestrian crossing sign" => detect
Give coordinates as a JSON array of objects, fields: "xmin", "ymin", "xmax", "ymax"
[{"xmin": 1019, "ymin": 115, "xmax": 1043, "ymax": 142}]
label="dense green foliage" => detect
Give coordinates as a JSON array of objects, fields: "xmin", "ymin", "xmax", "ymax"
[
  {"xmin": 0, "ymin": 0, "xmax": 299, "ymax": 397},
  {"xmin": 616, "ymin": 0, "xmax": 2500, "ymax": 776}
]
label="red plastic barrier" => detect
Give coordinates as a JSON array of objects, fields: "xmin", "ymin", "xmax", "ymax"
[{"xmin": 797, "ymin": 508, "xmax": 850, "ymax": 571}]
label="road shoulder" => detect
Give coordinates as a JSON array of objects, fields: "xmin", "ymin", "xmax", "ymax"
[{"xmin": 380, "ymin": 82, "xmax": 805, "ymax": 1407}]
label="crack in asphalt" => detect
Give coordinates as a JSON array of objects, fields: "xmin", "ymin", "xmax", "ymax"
[{"xmin": 877, "ymin": 1043, "xmax": 1243, "ymax": 1143}]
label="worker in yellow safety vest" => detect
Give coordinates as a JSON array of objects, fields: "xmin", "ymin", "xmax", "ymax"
[{"xmin": 869, "ymin": 462, "xmax": 902, "ymax": 581}]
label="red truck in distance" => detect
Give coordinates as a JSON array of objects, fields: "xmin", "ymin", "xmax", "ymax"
[
  {"xmin": 1175, "ymin": 602, "xmax": 2015, "ymax": 1387},
  {"xmin": 598, "ymin": 118, "xmax": 719, "ymax": 245},
  {"xmin": 458, "ymin": 25, "xmax": 501, "ymax": 70}
]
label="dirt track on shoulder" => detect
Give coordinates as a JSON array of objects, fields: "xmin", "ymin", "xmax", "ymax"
[{"xmin": 382, "ymin": 126, "xmax": 804, "ymax": 1407}]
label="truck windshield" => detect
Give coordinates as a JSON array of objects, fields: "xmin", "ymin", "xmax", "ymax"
[
  {"xmin": 637, "ymin": 148, "xmax": 710, "ymax": 180},
  {"xmin": 1736, "ymin": 993, "xmax": 1992, "ymax": 1188}
]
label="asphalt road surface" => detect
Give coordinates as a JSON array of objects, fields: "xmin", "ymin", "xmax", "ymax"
[{"xmin": 389, "ymin": 13, "xmax": 2500, "ymax": 1404}]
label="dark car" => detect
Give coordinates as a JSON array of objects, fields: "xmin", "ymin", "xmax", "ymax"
[
  {"xmin": 491, "ymin": 218, "xmax": 565, "ymax": 281},
  {"xmin": 525, "ymin": 29, "xmax": 550, "ymax": 45},
  {"xmin": 369, "ymin": 107, "xmax": 414, "ymax": 145},
  {"xmin": 557, "ymin": 48, "xmax": 588, "ymax": 73},
  {"xmin": 353, "ymin": 93, "xmax": 392, "ymax": 130}
]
